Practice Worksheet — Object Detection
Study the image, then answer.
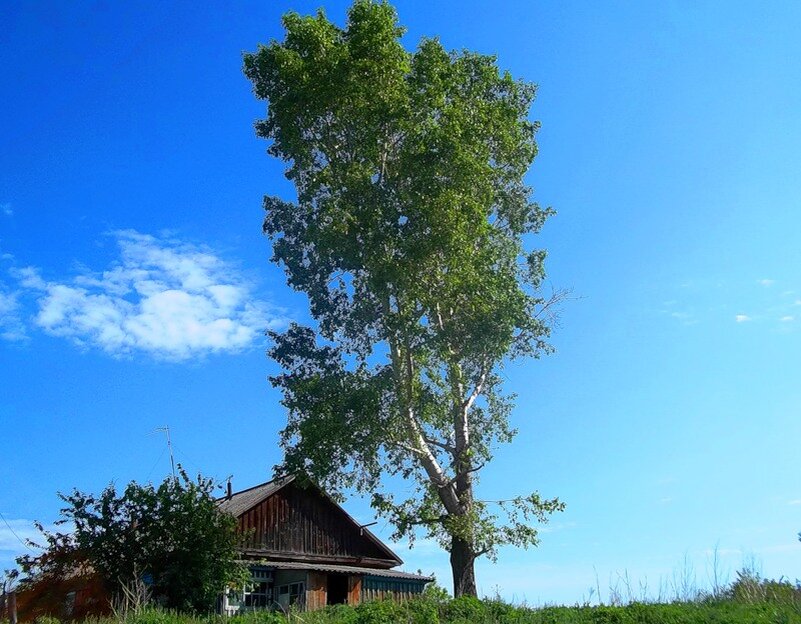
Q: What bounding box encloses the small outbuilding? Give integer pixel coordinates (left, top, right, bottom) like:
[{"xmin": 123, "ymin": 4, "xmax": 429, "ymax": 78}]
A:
[{"xmin": 218, "ymin": 475, "xmax": 432, "ymax": 612}]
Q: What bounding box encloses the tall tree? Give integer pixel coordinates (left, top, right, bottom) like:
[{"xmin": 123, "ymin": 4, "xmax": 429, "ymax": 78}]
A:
[{"xmin": 245, "ymin": 0, "xmax": 564, "ymax": 596}]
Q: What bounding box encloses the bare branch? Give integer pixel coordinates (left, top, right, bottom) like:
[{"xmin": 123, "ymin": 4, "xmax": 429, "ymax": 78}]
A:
[
  {"xmin": 387, "ymin": 440, "xmax": 426, "ymax": 457},
  {"xmin": 462, "ymin": 363, "xmax": 489, "ymax": 413},
  {"xmin": 444, "ymin": 461, "xmax": 486, "ymax": 487},
  {"xmin": 424, "ymin": 436, "xmax": 456, "ymax": 454}
]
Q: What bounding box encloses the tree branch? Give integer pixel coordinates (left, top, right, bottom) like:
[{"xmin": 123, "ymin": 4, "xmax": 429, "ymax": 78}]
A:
[
  {"xmin": 462, "ymin": 363, "xmax": 489, "ymax": 413},
  {"xmin": 424, "ymin": 436, "xmax": 456, "ymax": 454},
  {"xmin": 443, "ymin": 461, "xmax": 486, "ymax": 487}
]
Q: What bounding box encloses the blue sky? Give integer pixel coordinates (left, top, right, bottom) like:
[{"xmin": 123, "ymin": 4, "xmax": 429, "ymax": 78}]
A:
[{"xmin": 2, "ymin": 0, "xmax": 800, "ymax": 604}]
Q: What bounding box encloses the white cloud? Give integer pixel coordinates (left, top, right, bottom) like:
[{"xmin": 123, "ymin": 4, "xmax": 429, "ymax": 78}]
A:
[
  {"xmin": 735, "ymin": 314, "xmax": 751, "ymax": 323},
  {"xmin": 1, "ymin": 203, "xmax": 12, "ymax": 217},
  {"xmin": 758, "ymin": 279, "xmax": 775, "ymax": 287},
  {"xmin": 15, "ymin": 230, "xmax": 285, "ymax": 360},
  {"xmin": 787, "ymin": 499, "xmax": 801, "ymax": 506},
  {"xmin": 780, "ymin": 316, "xmax": 794, "ymax": 323},
  {"xmin": 0, "ymin": 286, "xmax": 26, "ymax": 341}
]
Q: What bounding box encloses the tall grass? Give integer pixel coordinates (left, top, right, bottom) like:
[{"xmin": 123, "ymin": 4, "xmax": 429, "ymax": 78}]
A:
[{"xmin": 9, "ymin": 565, "xmax": 801, "ymax": 624}]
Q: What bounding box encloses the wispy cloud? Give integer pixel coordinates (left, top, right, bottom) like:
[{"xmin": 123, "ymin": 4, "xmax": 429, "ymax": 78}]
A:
[
  {"xmin": 662, "ymin": 278, "xmax": 801, "ymax": 331},
  {"xmin": 1, "ymin": 203, "xmax": 12, "ymax": 217},
  {"xmin": 658, "ymin": 301, "xmax": 697, "ymax": 326},
  {"xmin": 11, "ymin": 230, "xmax": 286, "ymax": 360},
  {"xmin": 0, "ymin": 285, "xmax": 27, "ymax": 341},
  {"xmin": 787, "ymin": 499, "xmax": 801, "ymax": 506}
]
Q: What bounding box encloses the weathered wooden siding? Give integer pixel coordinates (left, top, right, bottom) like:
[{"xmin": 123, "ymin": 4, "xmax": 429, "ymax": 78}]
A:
[
  {"xmin": 305, "ymin": 572, "xmax": 327, "ymax": 611},
  {"xmin": 238, "ymin": 483, "xmax": 389, "ymax": 562},
  {"xmin": 347, "ymin": 575, "xmax": 362, "ymax": 605}
]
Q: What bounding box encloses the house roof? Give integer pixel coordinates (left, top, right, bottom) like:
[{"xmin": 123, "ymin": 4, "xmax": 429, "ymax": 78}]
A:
[
  {"xmin": 245, "ymin": 560, "xmax": 434, "ymax": 582},
  {"xmin": 217, "ymin": 474, "xmax": 296, "ymax": 518},
  {"xmin": 217, "ymin": 475, "xmax": 403, "ymax": 567}
]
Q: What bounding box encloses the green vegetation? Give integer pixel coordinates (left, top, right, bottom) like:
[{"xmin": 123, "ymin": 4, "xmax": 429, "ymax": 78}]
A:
[
  {"xmin": 13, "ymin": 572, "xmax": 800, "ymax": 624},
  {"xmin": 16, "ymin": 469, "xmax": 247, "ymax": 613},
  {"xmin": 245, "ymin": 0, "xmax": 563, "ymax": 596}
]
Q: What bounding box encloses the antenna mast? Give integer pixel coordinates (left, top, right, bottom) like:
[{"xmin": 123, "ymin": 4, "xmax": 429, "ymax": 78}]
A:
[{"xmin": 156, "ymin": 425, "xmax": 176, "ymax": 479}]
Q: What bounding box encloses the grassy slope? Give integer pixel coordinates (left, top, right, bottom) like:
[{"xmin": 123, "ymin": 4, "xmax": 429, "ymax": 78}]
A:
[{"xmin": 17, "ymin": 574, "xmax": 801, "ymax": 624}]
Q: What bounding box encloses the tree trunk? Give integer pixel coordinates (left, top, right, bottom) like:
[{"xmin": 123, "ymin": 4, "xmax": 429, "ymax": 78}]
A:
[{"xmin": 450, "ymin": 535, "xmax": 478, "ymax": 597}]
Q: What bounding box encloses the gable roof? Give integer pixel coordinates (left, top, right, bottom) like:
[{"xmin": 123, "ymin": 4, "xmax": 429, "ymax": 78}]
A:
[
  {"xmin": 218, "ymin": 475, "xmax": 402, "ymax": 566},
  {"xmin": 218, "ymin": 474, "xmax": 296, "ymax": 518}
]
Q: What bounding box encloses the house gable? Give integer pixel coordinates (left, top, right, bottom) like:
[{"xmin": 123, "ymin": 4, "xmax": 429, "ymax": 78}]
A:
[{"xmin": 220, "ymin": 477, "xmax": 401, "ymax": 569}]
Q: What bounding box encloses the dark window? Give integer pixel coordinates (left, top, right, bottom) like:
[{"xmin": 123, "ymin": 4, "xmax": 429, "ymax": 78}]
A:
[{"xmin": 244, "ymin": 581, "xmax": 270, "ymax": 607}]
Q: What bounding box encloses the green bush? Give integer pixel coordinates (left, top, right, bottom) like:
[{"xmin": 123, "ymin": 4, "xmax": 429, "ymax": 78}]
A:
[
  {"xmin": 440, "ymin": 596, "xmax": 486, "ymax": 623},
  {"xmin": 57, "ymin": 585, "xmax": 801, "ymax": 624},
  {"xmin": 353, "ymin": 599, "xmax": 405, "ymax": 624}
]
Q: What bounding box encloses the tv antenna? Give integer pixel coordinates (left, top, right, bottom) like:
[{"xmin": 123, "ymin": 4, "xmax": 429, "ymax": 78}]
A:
[{"xmin": 155, "ymin": 425, "xmax": 176, "ymax": 479}]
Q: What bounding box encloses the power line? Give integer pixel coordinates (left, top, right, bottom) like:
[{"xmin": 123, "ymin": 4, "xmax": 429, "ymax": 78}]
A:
[
  {"xmin": 145, "ymin": 446, "xmax": 167, "ymax": 482},
  {"xmin": 0, "ymin": 510, "xmax": 34, "ymax": 552}
]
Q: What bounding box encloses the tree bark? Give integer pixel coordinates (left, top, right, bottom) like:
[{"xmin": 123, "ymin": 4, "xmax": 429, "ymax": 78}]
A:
[{"xmin": 450, "ymin": 535, "xmax": 478, "ymax": 597}]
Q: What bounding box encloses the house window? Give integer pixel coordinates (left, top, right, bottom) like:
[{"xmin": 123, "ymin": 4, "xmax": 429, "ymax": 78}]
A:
[
  {"xmin": 244, "ymin": 581, "xmax": 271, "ymax": 608},
  {"xmin": 290, "ymin": 582, "xmax": 304, "ymax": 605},
  {"xmin": 277, "ymin": 582, "xmax": 305, "ymax": 606}
]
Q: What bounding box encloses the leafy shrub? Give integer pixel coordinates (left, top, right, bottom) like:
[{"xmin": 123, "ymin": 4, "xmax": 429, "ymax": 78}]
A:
[
  {"xmin": 352, "ymin": 599, "xmax": 405, "ymax": 624},
  {"xmin": 405, "ymin": 596, "xmax": 440, "ymax": 624},
  {"xmin": 440, "ymin": 596, "xmax": 486, "ymax": 623}
]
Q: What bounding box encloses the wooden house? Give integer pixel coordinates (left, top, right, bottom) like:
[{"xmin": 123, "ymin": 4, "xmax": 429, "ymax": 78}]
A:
[{"xmin": 218, "ymin": 475, "xmax": 432, "ymax": 612}]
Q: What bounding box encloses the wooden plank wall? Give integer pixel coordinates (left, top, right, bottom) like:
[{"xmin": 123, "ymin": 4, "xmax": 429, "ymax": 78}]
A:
[
  {"xmin": 347, "ymin": 576, "xmax": 362, "ymax": 605},
  {"xmin": 305, "ymin": 572, "xmax": 327, "ymax": 611},
  {"xmin": 238, "ymin": 484, "xmax": 387, "ymax": 561}
]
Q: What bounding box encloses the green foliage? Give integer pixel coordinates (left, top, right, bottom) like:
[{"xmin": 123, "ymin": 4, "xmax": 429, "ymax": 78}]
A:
[
  {"xmin": 351, "ymin": 600, "xmax": 405, "ymax": 624},
  {"xmin": 65, "ymin": 588, "xmax": 801, "ymax": 624},
  {"xmin": 244, "ymin": 0, "xmax": 563, "ymax": 593},
  {"xmin": 227, "ymin": 610, "xmax": 287, "ymax": 624},
  {"xmin": 18, "ymin": 468, "xmax": 248, "ymax": 613},
  {"xmin": 440, "ymin": 595, "xmax": 485, "ymax": 622}
]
